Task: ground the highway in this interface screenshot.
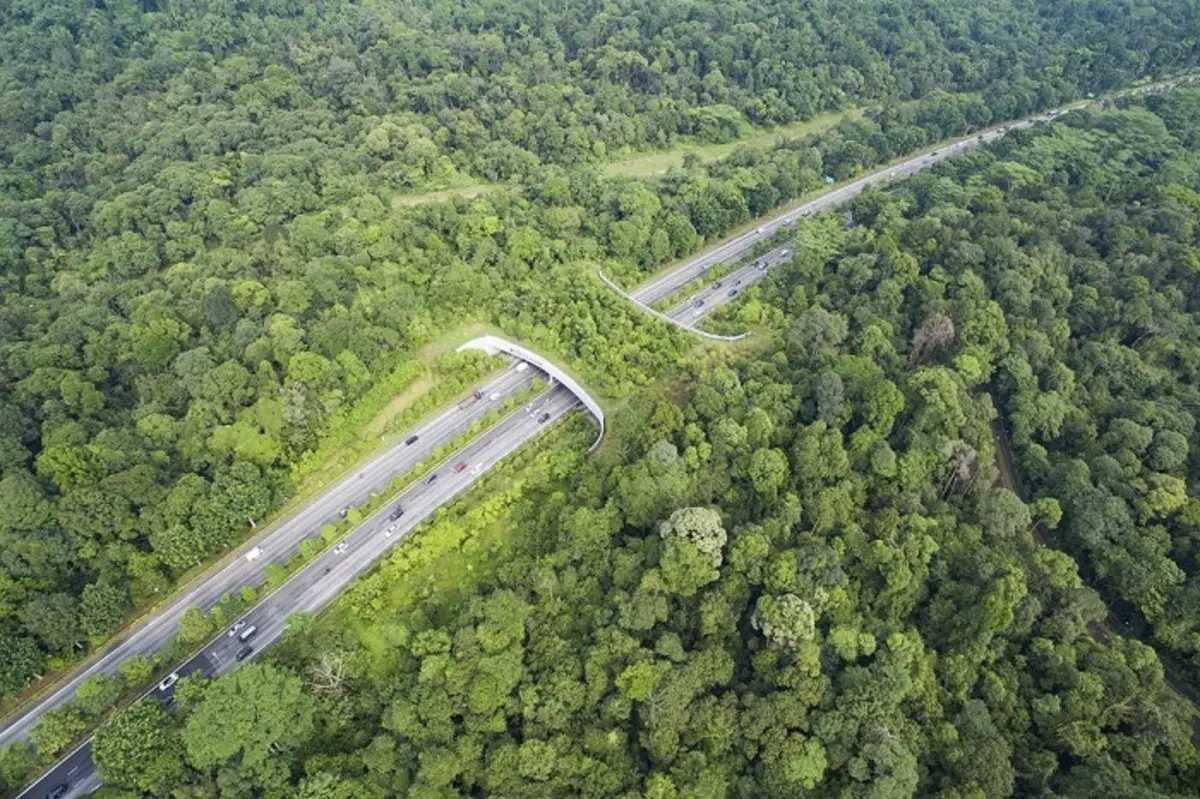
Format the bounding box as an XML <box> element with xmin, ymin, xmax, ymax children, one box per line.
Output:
<box><xmin>665</xmin><ymin>244</ymin><xmax>795</xmax><ymax>328</ymax></box>
<box><xmin>629</xmin><ymin>73</ymin><xmax>1198</xmax><ymax>315</ymax></box>
<box><xmin>630</xmin><ymin>113</ymin><xmax>1065</xmax><ymax>311</ymax></box>
<box><xmin>20</xmin><ymin>381</ymin><xmax>580</xmax><ymax>799</ymax></box>
<box><xmin>1</xmin><ymin>367</ymin><xmax>537</xmax><ymax>770</ymax></box>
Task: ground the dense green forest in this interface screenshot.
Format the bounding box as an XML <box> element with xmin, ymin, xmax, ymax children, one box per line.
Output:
<box><xmin>6</xmin><ymin>88</ymin><xmax>1196</xmax><ymax>798</ymax></box>
<box><xmin>7</xmin><ymin>0</ymin><xmax>1200</xmax><ymax>703</ymax></box>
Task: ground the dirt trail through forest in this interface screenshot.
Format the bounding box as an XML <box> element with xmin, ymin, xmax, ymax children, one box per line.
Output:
<box><xmin>989</xmin><ymin>419</ymin><xmax>1200</xmax><ymax>732</ymax></box>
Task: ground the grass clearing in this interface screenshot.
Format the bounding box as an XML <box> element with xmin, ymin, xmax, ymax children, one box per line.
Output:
<box><xmin>360</xmin><ymin>374</ymin><xmax>437</xmax><ymax>441</ymax></box>
<box><xmin>391</xmin><ymin>183</ymin><xmax>505</xmax><ymax>207</ymax></box>
<box><xmin>604</xmin><ymin>108</ymin><xmax>861</xmax><ymax>178</ymax></box>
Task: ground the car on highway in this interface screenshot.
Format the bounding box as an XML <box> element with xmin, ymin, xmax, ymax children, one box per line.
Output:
<box><xmin>244</xmin><ymin>546</ymin><xmax>263</xmax><ymax>562</ymax></box>
<box><xmin>692</xmin><ymin>298</ymin><xmax>703</xmax><ymax>308</ymax></box>
<box><xmin>756</xmin><ymin>226</ymin><xmax>764</xmax><ymax>234</ymax></box>
<box><xmin>516</xmin><ymin>362</ymin><xmax>529</xmax><ymax>372</ymax></box>
<box><xmin>728</xmin><ymin>288</ymin><xmax>739</xmax><ymax>297</ymax></box>
<box><xmin>489</xmin><ymin>392</ymin><xmax>501</xmax><ymax>401</ymax></box>
<box><xmin>424</xmin><ymin>473</ymin><xmax>438</xmax><ymax>486</ymax></box>
<box><xmin>237</xmin><ymin>624</ymin><xmax>258</xmax><ymax>642</ymax></box>
<box><xmin>48</xmin><ymin>783</ymin><xmax>69</xmax><ymax>799</ymax></box>
<box><xmin>405</xmin><ymin>434</ymin><xmax>419</xmax><ymax>445</ymax></box>
<box><xmin>385</xmin><ymin>523</ymin><xmax>398</xmax><ymax>538</ymax></box>
<box><xmin>333</xmin><ymin>541</ymin><xmax>348</xmax><ymax>555</ymax></box>
<box><xmin>470</xmin><ymin>463</ymin><xmax>483</xmax><ymax>476</ymax></box>
<box><xmin>338</xmin><ymin>506</ymin><xmax>349</xmax><ymax>518</ymax></box>
<box><xmin>713</xmin><ymin>280</ymin><xmax>723</xmax><ymax>288</ymax></box>
<box><xmin>388</xmin><ymin>505</ymin><xmax>404</xmax><ymax>521</ymax></box>
<box><xmin>158</xmin><ymin>672</ymin><xmax>179</xmax><ymax>691</ymax></box>
<box><xmin>228</xmin><ymin>620</ymin><xmax>246</xmax><ymax>637</ymax></box>
<box><xmin>236</xmin><ymin>645</ymin><xmax>254</xmax><ymax>662</ymax></box>
<box><xmin>538</xmin><ymin>412</ymin><xmax>551</xmax><ymax>423</ymax></box>
<box><xmin>454</xmin><ymin>462</ymin><xmax>467</xmax><ymax>473</ymax></box>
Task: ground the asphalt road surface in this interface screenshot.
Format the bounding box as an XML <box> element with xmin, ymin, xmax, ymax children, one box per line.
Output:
<box><xmin>2</xmin><ymin>368</ymin><xmax>538</xmax><ymax>771</ymax></box>
<box><xmin>665</xmin><ymin>245</ymin><xmax>793</xmax><ymax>328</ymax></box>
<box><xmin>630</xmin><ymin>74</ymin><xmax>1194</xmax><ymax>314</ymax></box>
<box><xmin>21</xmin><ymin>384</ymin><xmax>580</xmax><ymax>799</ymax></box>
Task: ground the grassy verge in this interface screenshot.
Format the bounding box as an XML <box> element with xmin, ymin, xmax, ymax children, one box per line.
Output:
<box><xmin>603</xmin><ymin>108</ymin><xmax>861</xmax><ymax>178</ymax></box>
<box><xmin>308</xmin><ymin>415</ymin><xmax>593</xmax><ymax>674</ymax></box>
<box><xmin>391</xmin><ymin>183</ymin><xmax>506</xmax><ymax>208</ymax></box>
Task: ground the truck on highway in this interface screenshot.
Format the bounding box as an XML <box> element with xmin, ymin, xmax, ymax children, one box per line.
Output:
<box><xmin>458</xmin><ymin>388</ymin><xmax>486</xmax><ymax>410</ymax></box>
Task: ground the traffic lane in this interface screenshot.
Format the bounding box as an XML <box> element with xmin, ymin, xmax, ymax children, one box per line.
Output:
<box><xmin>630</xmin><ymin>106</ymin><xmax>1083</xmax><ymax>307</ymax></box>
<box><xmin>0</xmin><ymin>364</ymin><xmax>534</xmax><ymax>749</ymax></box>
<box><xmin>666</xmin><ymin>244</ymin><xmax>792</xmax><ymax>327</ymax></box>
<box><xmin>19</xmin><ymin>388</ymin><xmax>579</xmax><ymax>799</ymax></box>
<box><xmin>22</xmin><ymin>739</ymin><xmax>92</xmax><ymax>799</ymax></box>
<box><xmin>24</xmin><ymin>647</ymin><xmax>215</xmax><ymax>799</ymax></box>
<box><xmin>668</xmin><ymin>263</ymin><xmax>769</xmax><ymax>328</ymax></box>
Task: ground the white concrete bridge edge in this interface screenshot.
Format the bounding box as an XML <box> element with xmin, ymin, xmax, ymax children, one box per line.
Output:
<box><xmin>596</xmin><ymin>271</ymin><xmax>750</xmax><ymax>342</ymax></box>
<box><xmin>458</xmin><ymin>336</ymin><xmax>606</xmax><ymax>452</ymax></box>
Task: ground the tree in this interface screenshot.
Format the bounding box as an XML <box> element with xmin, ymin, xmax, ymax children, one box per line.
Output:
<box><xmin>80</xmin><ymin>582</ymin><xmax>132</xmax><ymax>639</ymax></box>
<box><xmin>977</xmin><ymin>488</ymin><xmax>1031</xmax><ymax>542</ymax></box>
<box><xmin>21</xmin><ymin>593</ymin><xmax>82</xmax><ymax>653</ymax></box>
<box><xmin>752</xmin><ymin>594</ymin><xmax>816</xmax><ymax>649</ymax></box>
<box><xmin>93</xmin><ymin>699</ymin><xmax>186</xmax><ymax>794</ymax></box>
<box><xmin>659</xmin><ymin>507</ymin><xmax>727</xmax><ymax>567</ymax></box>
<box><xmin>183</xmin><ymin>663</ymin><xmax>315</xmax><ymax>771</ymax></box>
<box><xmin>75</xmin><ymin>673</ymin><xmax>123</xmax><ymax>718</ymax></box>
<box><xmin>748</xmin><ymin>448</ymin><xmax>790</xmax><ymax>504</ymax></box>
<box><xmin>118</xmin><ymin>655</ymin><xmax>154</xmax><ymax>688</ymax></box>
<box><xmin>30</xmin><ymin>705</ymin><xmax>88</xmax><ymax>757</ymax></box>
<box><xmin>0</xmin><ymin>634</ymin><xmax>45</xmax><ymax>698</ymax></box>
<box><xmin>910</xmin><ymin>313</ymin><xmax>956</xmax><ymax>365</ymax></box>
<box><xmin>178</xmin><ymin>607</ymin><xmax>215</xmax><ymax>644</ymax></box>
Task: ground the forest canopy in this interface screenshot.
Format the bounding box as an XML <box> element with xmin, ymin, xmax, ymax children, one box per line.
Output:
<box><xmin>4</xmin><ymin>0</ymin><xmax>1200</xmax><ymax>792</ymax></box>
<box><xmin>52</xmin><ymin>88</ymin><xmax>1200</xmax><ymax>798</ymax></box>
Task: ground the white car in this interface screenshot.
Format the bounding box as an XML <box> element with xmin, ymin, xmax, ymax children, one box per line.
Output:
<box><xmin>158</xmin><ymin>672</ymin><xmax>179</xmax><ymax>691</ymax></box>
<box><xmin>515</xmin><ymin>362</ymin><xmax>529</xmax><ymax>372</ymax></box>
<box><xmin>228</xmin><ymin>621</ymin><xmax>246</xmax><ymax>638</ymax></box>
<box><xmin>333</xmin><ymin>541</ymin><xmax>348</xmax><ymax>555</ymax></box>
<box><xmin>244</xmin><ymin>546</ymin><xmax>263</xmax><ymax>562</ymax></box>
<box><xmin>385</xmin><ymin>523</ymin><xmax>398</xmax><ymax>538</ymax></box>
<box><xmin>489</xmin><ymin>392</ymin><xmax>501</xmax><ymax>401</ymax></box>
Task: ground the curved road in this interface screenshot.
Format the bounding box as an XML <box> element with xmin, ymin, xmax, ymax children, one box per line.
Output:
<box><xmin>20</xmin><ymin>382</ymin><xmax>581</xmax><ymax>798</ymax></box>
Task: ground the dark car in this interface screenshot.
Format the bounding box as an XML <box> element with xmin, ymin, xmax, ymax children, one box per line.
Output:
<box><xmin>48</xmin><ymin>783</ymin><xmax>69</xmax><ymax>799</ymax></box>
<box><xmin>236</xmin><ymin>645</ymin><xmax>254</xmax><ymax>662</ymax></box>
<box><xmin>405</xmin><ymin>435</ymin><xmax>419</xmax><ymax>446</ymax></box>
<box><xmin>728</xmin><ymin>288</ymin><xmax>739</xmax><ymax>297</ymax></box>
<box><xmin>538</xmin><ymin>412</ymin><xmax>551</xmax><ymax>423</ymax></box>
<box><xmin>424</xmin><ymin>473</ymin><xmax>439</xmax><ymax>486</ymax></box>
<box><xmin>388</xmin><ymin>506</ymin><xmax>404</xmax><ymax>521</ymax></box>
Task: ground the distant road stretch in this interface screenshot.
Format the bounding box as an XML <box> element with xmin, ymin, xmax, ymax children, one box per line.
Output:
<box><xmin>628</xmin><ymin>74</ymin><xmax>1195</xmax><ymax>323</ymax></box>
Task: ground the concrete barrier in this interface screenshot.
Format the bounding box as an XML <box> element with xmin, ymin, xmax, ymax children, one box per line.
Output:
<box><xmin>458</xmin><ymin>336</ymin><xmax>605</xmax><ymax>451</ymax></box>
